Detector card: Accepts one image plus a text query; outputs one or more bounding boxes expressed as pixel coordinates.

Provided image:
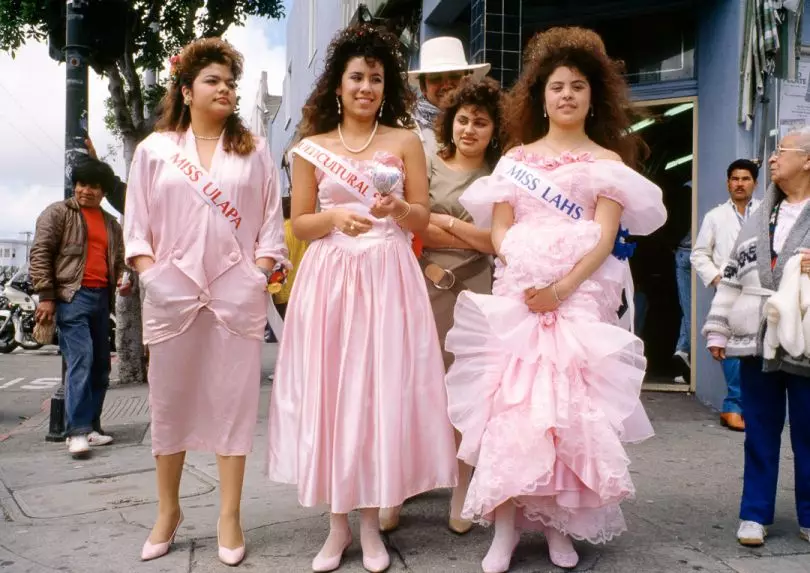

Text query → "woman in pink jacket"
[124,38,287,566]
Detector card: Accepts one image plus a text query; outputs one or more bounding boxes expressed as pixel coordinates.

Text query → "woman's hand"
[524,285,561,313]
[331,208,373,237]
[709,346,726,361]
[369,195,406,219]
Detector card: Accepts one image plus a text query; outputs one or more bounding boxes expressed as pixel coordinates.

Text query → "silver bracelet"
[552,283,562,303]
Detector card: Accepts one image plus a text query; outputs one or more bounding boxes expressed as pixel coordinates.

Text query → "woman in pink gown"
[266,24,457,573]
[444,28,667,572]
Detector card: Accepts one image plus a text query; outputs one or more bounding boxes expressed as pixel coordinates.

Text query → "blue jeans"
[674,248,691,354]
[739,358,810,527]
[721,357,743,415]
[56,287,110,437]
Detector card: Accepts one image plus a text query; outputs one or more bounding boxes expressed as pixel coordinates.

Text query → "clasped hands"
[524,283,566,313]
[332,196,408,237]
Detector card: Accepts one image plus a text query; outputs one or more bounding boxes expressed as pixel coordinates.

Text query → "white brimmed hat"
[407,37,490,86]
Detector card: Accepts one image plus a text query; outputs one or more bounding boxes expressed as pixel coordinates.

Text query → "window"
[308,0,317,66]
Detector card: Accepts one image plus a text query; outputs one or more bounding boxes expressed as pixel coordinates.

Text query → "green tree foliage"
[0,0,285,145]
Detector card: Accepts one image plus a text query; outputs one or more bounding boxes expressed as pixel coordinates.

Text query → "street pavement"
[0,345,809,572]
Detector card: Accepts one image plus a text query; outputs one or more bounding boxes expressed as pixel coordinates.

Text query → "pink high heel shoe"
[481,529,519,573]
[140,511,184,561]
[311,535,352,572]
[545,527,579,569]
[362,550,390,572]
[217,519,246,566]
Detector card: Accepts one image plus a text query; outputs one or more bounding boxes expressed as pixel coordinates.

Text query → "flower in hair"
[169,54,181,82]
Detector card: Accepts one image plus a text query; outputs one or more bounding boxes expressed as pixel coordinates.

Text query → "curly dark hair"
[154,37,255,155]
[436,76,504,167]
[298,23,415,138]
[502,27,644,167]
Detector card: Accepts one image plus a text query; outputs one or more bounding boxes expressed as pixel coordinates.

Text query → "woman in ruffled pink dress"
[266,24,457,573]
[444,27,667,572]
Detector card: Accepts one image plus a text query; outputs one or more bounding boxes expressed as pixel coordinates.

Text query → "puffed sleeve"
[458,173,518,228]
[589,160,667,236]
[123,142,155,265]
[254,140,290,266]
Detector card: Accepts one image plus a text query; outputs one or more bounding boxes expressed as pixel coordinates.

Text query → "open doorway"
[628,97,697,392]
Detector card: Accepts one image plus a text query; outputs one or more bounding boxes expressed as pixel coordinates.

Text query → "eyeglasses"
[771,145,809,157]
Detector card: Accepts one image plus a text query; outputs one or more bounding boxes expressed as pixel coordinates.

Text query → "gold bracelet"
[393,202,411,221]
[552,283,562,303]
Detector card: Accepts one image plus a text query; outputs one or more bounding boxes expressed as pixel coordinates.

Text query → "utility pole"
[46,0,90,442]
[18,231,33,262]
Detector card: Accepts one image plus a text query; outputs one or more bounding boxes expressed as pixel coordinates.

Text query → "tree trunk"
[115,135,147,385]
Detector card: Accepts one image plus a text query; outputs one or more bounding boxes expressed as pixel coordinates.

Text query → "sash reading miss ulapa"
[141,132,285,341]
[291,139,379,206]
[492,156,585,221]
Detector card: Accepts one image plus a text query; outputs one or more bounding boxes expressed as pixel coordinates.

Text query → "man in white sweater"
[691,159,761,431]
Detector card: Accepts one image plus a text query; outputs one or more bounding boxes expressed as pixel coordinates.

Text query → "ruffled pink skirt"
[445,292,653,543]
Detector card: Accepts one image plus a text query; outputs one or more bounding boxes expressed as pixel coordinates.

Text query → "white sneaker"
[737,520,767,546]
[800,527,809,542]
[87,431,114,446]
[67,435,90,457]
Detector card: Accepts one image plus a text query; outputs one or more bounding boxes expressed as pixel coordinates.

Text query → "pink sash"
[141,132,285,340]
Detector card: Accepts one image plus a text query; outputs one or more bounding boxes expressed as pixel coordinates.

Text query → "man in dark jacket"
[30,157,127,458]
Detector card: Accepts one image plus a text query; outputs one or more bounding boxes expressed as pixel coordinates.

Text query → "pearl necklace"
[338,121,379,153]
[192,131,223,140]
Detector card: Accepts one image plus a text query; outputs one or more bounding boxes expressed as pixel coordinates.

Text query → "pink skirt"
[148,309,261,456]
[445,292,653,544]
[266,233,458,513]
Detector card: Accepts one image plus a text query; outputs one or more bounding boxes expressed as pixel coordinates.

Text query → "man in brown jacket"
[30,157,127,458]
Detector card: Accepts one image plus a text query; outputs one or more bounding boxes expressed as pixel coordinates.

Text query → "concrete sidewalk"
[0,365,808,572]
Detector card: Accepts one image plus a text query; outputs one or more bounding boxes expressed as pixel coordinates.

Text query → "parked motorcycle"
[0,267,117,354]
[1,269,41,352]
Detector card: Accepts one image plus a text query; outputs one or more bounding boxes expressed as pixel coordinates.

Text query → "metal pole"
[47,0,90,442]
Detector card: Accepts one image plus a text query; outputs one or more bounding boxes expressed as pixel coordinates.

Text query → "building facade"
[271,0,808,410]
[0,238,31,273]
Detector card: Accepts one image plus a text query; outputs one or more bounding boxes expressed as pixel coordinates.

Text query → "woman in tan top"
[380,76,503,535]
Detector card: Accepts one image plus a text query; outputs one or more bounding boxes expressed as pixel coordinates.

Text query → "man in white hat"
[408,37,490,156]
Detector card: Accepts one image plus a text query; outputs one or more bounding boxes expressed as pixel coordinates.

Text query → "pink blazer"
[124,127,288,345]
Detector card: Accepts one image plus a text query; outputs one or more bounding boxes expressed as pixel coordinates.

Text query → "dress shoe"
[141,511,184,561]
[545,528,579,569]
[720,412,745,432]
[481,529,519,573]
[378,506,401,532]
[217,519,246,566]
[362,550,390,572]
[448,516,473,535]
[311,536,352,572]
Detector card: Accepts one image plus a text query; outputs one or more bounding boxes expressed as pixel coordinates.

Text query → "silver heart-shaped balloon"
[372,164,402,196]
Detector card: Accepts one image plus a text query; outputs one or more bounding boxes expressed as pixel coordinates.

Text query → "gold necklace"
[192,131,223,140]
